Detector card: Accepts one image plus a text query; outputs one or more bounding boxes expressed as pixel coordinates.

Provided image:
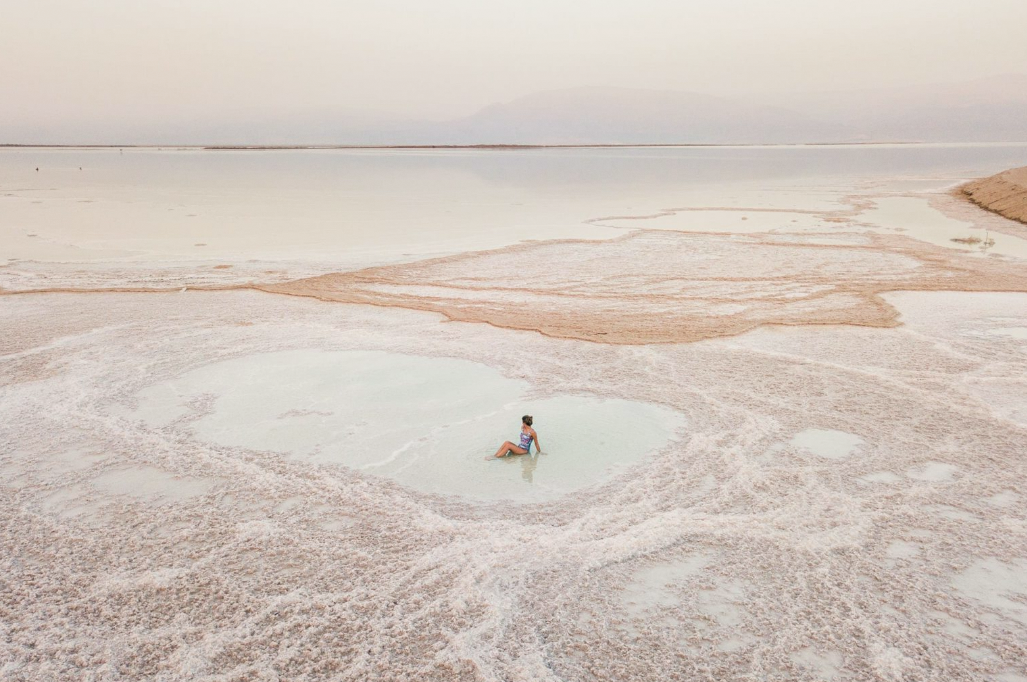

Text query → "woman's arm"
[532,430,541,453]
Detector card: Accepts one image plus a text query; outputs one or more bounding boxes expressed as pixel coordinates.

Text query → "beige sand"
[962,166,1027,225]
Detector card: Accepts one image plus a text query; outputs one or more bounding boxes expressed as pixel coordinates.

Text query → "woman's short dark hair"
[522,415,533,426]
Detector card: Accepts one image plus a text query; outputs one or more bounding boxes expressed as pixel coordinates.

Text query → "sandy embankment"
[963,166,1027,225]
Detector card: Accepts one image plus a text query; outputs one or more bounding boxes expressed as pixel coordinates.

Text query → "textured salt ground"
[4,226,1004,348]
[8,192,1009,347]
[2,290,1027,681]
[260,229,1027,345]
[4,152,1027,680]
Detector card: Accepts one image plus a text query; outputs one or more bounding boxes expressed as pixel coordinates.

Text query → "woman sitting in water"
[489,415,541,459]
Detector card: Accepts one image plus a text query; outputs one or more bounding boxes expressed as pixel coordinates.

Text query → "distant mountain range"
[760,74,1027,143]
[410,75,1027,145]
[6,75,1027,145]
[415,87,850,145]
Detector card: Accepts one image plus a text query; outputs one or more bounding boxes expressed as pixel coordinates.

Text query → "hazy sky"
[2,0,1026,137]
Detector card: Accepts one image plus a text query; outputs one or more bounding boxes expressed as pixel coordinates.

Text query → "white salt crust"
[2,288,1027,680]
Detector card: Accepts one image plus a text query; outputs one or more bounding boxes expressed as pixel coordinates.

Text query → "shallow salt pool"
[789,428,864,459]
[865,196,1027,258]
[118,349,686,501]
[988,326,1027,340]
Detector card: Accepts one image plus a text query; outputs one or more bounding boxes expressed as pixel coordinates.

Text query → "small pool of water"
[987,326,1027,340]
[865,197,1027,259]
[790,428,864,459]
[119,350,685,501]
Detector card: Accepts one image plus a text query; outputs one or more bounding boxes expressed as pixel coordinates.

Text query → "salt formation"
[262,230,1027,344]
[4,148,1027,679]
[2,286,1026,680]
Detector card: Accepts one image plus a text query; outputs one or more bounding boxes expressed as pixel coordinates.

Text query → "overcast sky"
[2,0,1026,139]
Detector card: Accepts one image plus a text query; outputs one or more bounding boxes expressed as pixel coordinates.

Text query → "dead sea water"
[2,145,1027,681]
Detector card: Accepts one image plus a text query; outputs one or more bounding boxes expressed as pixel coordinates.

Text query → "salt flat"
[3,145,1027,681]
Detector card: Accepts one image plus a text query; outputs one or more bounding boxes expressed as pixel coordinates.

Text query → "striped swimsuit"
[518,430,533,452]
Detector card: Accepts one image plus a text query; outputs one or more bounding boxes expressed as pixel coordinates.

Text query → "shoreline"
[961,166,1027,225]
[0,141,967,151]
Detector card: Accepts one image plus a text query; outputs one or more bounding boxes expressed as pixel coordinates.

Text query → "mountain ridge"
[4,76,1026,145]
